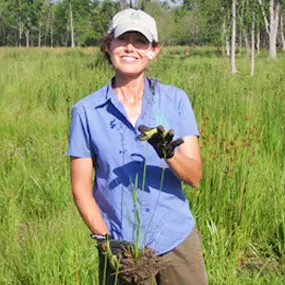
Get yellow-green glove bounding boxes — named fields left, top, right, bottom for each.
left=138, top=125, right=184, bottom=159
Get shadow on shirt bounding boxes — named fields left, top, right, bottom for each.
left=109, top=153, right=186, bottom=202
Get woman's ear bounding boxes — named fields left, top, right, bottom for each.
left=148, top=45, right=161, bottom=61
left=147, top=51, right=154, bottom=60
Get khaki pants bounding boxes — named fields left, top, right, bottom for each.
left=98, top=227, right=208, bottom=285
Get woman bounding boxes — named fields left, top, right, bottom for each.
left=68, top=8, right=208, bottom=285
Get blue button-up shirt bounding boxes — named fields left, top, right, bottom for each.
left=68, top=77, right=199, bottom=254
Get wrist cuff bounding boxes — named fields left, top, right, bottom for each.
left=90, top=233, right=109, bottom=241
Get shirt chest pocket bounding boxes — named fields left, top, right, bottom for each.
left=90, top=118, right=136, bottom=161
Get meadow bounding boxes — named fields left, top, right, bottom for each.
left=0, top=47, right=284, bottom=285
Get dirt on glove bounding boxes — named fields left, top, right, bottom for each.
left=117, top=246, right=164, bottom=285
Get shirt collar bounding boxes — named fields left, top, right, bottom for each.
left=93, top=77, right=157, bottom=109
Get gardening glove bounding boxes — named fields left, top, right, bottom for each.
left=138, top=125, right=184, bottom=159
left=97, top=237, right=131, bottom=271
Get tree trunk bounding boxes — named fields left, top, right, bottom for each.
left=256, top=25, right=261, bottom=54
left=280, top=13, right=285, bottom=51
left=269, top=32, right=277, bottom=57
left=50, top=22, right=54, bottom=47
left=226, top=34, right=230, bottom=56
left=231, top=0, right=237, bottom=75
left=50, top=9, right=54, bottom=47
left=120, top=0, right=125, bottom=10
left=38, top=22, right=41, bottom=47
left=65, top=30, right=69, bottom=47
left=251, top=8, right=255, bottom=76
left=223, top=21, right=230, bottom=56
left=268, top=0, right=279, bottom=57
left=243, top=28, right=250, bottom=55
left=69, top=1, right=75, bottom=48
left=258, top=0, right=281, bottom=58
left=18, top=21, right=23, bottom=47
left=239, top=31, right=242, bottom=54
left=44, top=13, right=49, bottom=46
left=239, top=0, right=247, bottom=55
left=222, top=22, right=226, bottom=55
left=25, top=30, right=30, bottom=47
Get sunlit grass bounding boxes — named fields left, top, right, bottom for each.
left=0, top=47, right=284, bottom=284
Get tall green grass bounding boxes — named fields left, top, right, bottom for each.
left=0, top=47, right=284, bottom=284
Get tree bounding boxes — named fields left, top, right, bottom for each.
left=136, top=0, right=151, bottom=10
left=183, top=0, right=193, bottom=10
left=280, top=9, right=285, bottom=51
left=258, top=0, right=281, bottom=57
left=0, top=0, right=18, bottom=46
left=198, top=0, right=232, bottom=49
left=238, top=0, right=251, bottom=55
left=231, top=0, right=237, bottom=75
left=145, top=1, right=175, bottom=44
left=20, top=0, right=38, bottom=47
left=250, top=1, right=256, bottom=76
left=99, top=0, right=120, bottom=35
left=68, top=0, right=74, bottom=47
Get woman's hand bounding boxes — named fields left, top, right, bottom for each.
left=137, top=125, right=184, bottom=159
left=137, top=125, right=202, bottom=187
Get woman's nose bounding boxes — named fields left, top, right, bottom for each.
left=126, top=42, right=135, bottom=51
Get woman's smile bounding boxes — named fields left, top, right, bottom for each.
left=121, top=55, right=138, bottom=62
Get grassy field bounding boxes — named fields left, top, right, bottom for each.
left=0, top=47, right=284, bottom=285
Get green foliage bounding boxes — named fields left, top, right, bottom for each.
left=144, top=1, right=175, bottom=45
left=0, top=0, right=120, bottom=47
left=198, top=0, right=227, bottom=46
left=0, top=0, right=273, bottom=48
left=0, top=47, right=285, bottom=284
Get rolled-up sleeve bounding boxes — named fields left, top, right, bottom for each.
left=67, top=105, right=92, bottom=158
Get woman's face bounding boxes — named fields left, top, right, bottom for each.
left=108, top=32, right=159, bottom=77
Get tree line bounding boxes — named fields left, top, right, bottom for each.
left=0, top=0, right=284, bottom=56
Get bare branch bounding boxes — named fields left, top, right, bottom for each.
left=257, top=0, right=270, bottom=35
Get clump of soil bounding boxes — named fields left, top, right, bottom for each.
left=117, top=246, right=163, bottom=285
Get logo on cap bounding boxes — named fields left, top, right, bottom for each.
left=129, top=12, right=141, bottom=21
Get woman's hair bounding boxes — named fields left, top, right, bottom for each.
left=100, top=34, right=114, bottom=64
left=100, top=34, right=160, bottom=65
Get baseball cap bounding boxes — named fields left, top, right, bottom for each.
left=108, top=8, right=158, bottom=43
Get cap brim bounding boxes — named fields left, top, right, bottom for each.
left=113, top=22, right=153, bottom=43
